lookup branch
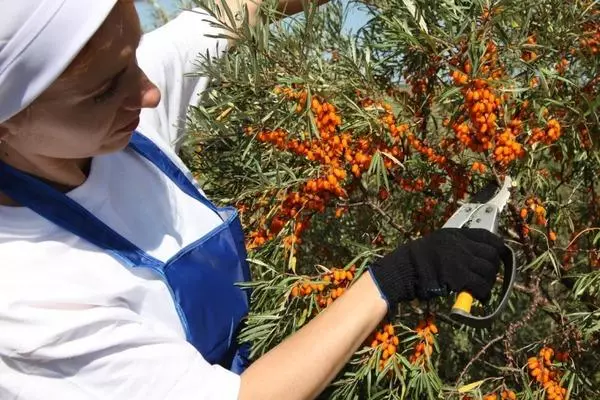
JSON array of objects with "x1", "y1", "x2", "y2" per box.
[
  {"x1": 456, "y1": 334, "x2": 505, "y2": 386},
  {"x1": 366, "y1": 199, "x2": 408, "y2": 234},
  {"x1": 455, "y1": 277, "x2": 545, "y2": 386},
  {"x1": 503, "y1": 277, "x2": 545, "y2": 367},
  {"x1": 355, "y1": 181, "x2": 409, "y2": 235}
]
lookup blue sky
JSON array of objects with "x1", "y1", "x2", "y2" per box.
[{"x1": 135, "y1": 0, "x2": 369, "y2": 33}]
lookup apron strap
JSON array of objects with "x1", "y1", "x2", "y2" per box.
[
  {"x1": 129, "y1": 132, "x2": 219, "y2": 213},
  {"x1": 0, "y1": 160, "x2": 161, "y2": 268},
  {"x1": 0, "y1": 131, "x2": 220, "y2": 266}
]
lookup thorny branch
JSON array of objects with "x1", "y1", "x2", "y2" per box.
[
  {"x1": 455, "y1": 277, "x2": 546, "y2": 385},
  {"x1": 503, "y1": 276, "x2": 545, "y2": 367},
  {"x1": 354, "y1": 183, "x2": 410, "y2": 235},
  {"x1": 456, "y1": 334, "x2": 505, "y2": 386}
]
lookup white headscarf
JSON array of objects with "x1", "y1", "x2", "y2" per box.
[{"x1": 0, "y1": 0, "x2": 118, "y2": 123}]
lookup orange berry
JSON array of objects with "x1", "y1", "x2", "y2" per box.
[
  {"x1": 385, "y1": 324, "x2": 394, "y2": 335},
  {"x1": 528, "y1": 357, "x2": 540, "y2": 369}
]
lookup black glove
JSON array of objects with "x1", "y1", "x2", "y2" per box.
[{"x1": 369, "y1": 228, "x2": 507, "y2": 307}]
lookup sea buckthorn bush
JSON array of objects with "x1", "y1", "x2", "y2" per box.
[{"x1": 183, "y1": 0, "x2": 599, "y2": 398}]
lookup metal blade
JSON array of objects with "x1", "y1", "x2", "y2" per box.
[
  {"x1": 486, "y1": 176, "x2": 512, "y2": 213},
  {"x1": 471, "y1": 180, "x2": 501, "y2": 204}
]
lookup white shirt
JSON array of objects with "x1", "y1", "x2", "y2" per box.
[{"x1": 0, "y1": 9, "x2": 242, "y2": 400}]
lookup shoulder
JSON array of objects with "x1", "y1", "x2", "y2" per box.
[{"x1": 135, "y1": 8, "x2": 229, "y2": 152}]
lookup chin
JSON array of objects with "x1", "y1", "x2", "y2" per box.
[{"x1": 99, "y1": 130, "x2": 134, "y2": 154}]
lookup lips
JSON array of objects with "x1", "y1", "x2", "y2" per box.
[{"x1": 119, "y1": 116, "x2": 140, "y2": 133}]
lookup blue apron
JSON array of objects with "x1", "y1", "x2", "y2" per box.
[{"x1": 0, "y1": 131, "x2": 252, "y2": 373}]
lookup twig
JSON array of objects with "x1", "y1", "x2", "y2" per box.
[
  {"x1": 366, "y1": 199, "x2": 408, "y2": 234},
  {"x1": 507, "y1": 202, "x2": 536, "y2": 263},
  {"x1": 503, "y1": 277, "x2": 544, "y2": 367},
  {"x1": 456, "y1": 334, "x2": 505, "y2": 386},
  {"x1": 355, "y1": 180, "x2": 409, "y2": 235},
  {"x1": 456, "y1": 277, "x2": 545, "y2": 386}
]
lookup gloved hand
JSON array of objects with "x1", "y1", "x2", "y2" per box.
[{"x1": 368, "y1": 228, "x2": 507, "y2": 308}]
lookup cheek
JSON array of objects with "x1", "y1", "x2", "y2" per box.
[{"x1": 13, "y1": 106, "x2": 119, "y2": 158}]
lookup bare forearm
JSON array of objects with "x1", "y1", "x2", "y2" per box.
[
  {"x1": 274, "y1": 0, "x2": 329, "y2": 16},
  {"x1": 217, "y1": 0, "x2": 329, "y2": 29},
  {"x1": 239, "y1": 272, "x2": 388, "y2": 400}
]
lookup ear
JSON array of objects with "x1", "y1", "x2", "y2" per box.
[
  {"x1": 0, "y1": 110, "x2": 27, "y2": 143},
  {"x1": 0, "y1": 125, "x2": 8, "y2": 143}
]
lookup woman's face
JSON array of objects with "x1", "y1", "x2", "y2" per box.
[{"x1": 0, "y1": 0, "x2": 161, "y2": 159}]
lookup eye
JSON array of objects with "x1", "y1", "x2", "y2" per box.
[
  {"x1": 93, "y1": 67, "x2": 127, "y2": 104},
  {"x1": 93, "y1": 79, "x2": 120, "y2": 104}
]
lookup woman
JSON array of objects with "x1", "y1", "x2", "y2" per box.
[{"x1": 0, "y1": 1, "x2": 507, "y2": 399}]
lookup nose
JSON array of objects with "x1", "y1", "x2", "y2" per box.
[{"x1": 123, "y1": 69, "x2": 161, "y2": 111}]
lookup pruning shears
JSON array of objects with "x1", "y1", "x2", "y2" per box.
[{"x1": 442, "y1": 176, "x2": 517, "y2": 329}]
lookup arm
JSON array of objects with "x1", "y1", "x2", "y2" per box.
[
  {"x1": 214, "y1": 0, "x2": 329, "y2": 45},
  {"x1": 0, "y1": 229, "x2": 504, "y2": 400},
  {"x1": 239, "y1": 272, "x2": 387, "y2": 400},
  {"x1": 239, "y1": 228, "x2": 507, "y2": 399},
  {"x1": 136, "y1": 1, "x2": 328, "y2": 151}
]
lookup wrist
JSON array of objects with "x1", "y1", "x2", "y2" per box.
[
  {"x1": 368, "y1": 245, "x2": 417, "y2": 308},
  {"x1": 365, "y1": 268, "x2": 392, "y2": 311}
]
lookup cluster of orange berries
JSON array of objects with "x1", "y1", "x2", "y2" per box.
[
  {"x1": 358, "y1": 95, "x2": 408, "y2": 169},
  {"x1": 451, "y1": 77, "x2": 525, "y2": 166},
  {"x1": 244, "y1": 186, "x2": 319, "y2": 250},
  {"x1": 395, "y1": 177, "x2": 426, "y2": 193},
  {"x1": 246, "y1": 88, "x2": 353, "y2": 249},
  {"x1": 274, "y1": 86, "x2": 309, "y2": 114},
  {"x1": 409, "y1": 315, "x2": 438, "y2": 365},
  {"x1": 493, "y1": 125, "x2": 525, "y2": 166},
  {"x1": 412, "y1": 197, "x2": 440, "y2": 234},
  {"x1": 471, "y1": 161, "x2": 487, "y2": 174},
  {"x1": 562, "y1": 232, "x2": 600, "y2": 269},
  {"x1": 404, "y1": 59, "x2": 439, "y2": 113},
  {"x1": 290, "y1": 265, "x2": 357, "y2": 308},
  {"x1": 527, "y1": 346, "x2": 569, "y2": 400},
  {"x1": 518, "y1": 197, "x2": 553, "y2": 238},
  {"x1": 555, "y1": 58, "x2": 569, "y2": 75},
  {"x1": 451, "y1": 69, "x2": 469, "y2": 86},
  {"x1": 520, "y1": 197, "x2": 548, "y2": 226},
  {"x1": 368, "y1": 323, "x2": 400, "y2": 371},
  {"x1": 580, "y1": 21, "x2": 599, "y2": 55},
  {"x1": 360, "y1": 90, "x2": 449, "y2": 176},
  {"x1": 529, "y1": 119, "x2": 562, "y2": 145},
  {"x1": 415, "y1": 197, "x2": 438, "y2": 219},
  {"x1": 472, "y1": 389, "x2": 517, "y2": 400},
  {"x1": 406, "y1": 132, "x2": 447, "y2": 165},
  {"x1": 253, "y1": 85, "x2": 436, "y2": 250},
  {"x1": 522, "y1": 34, "x2": 538, "y2": 62},
  {"x1": 449, "y1": 42, "x2": 527, "y2": 168}
]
